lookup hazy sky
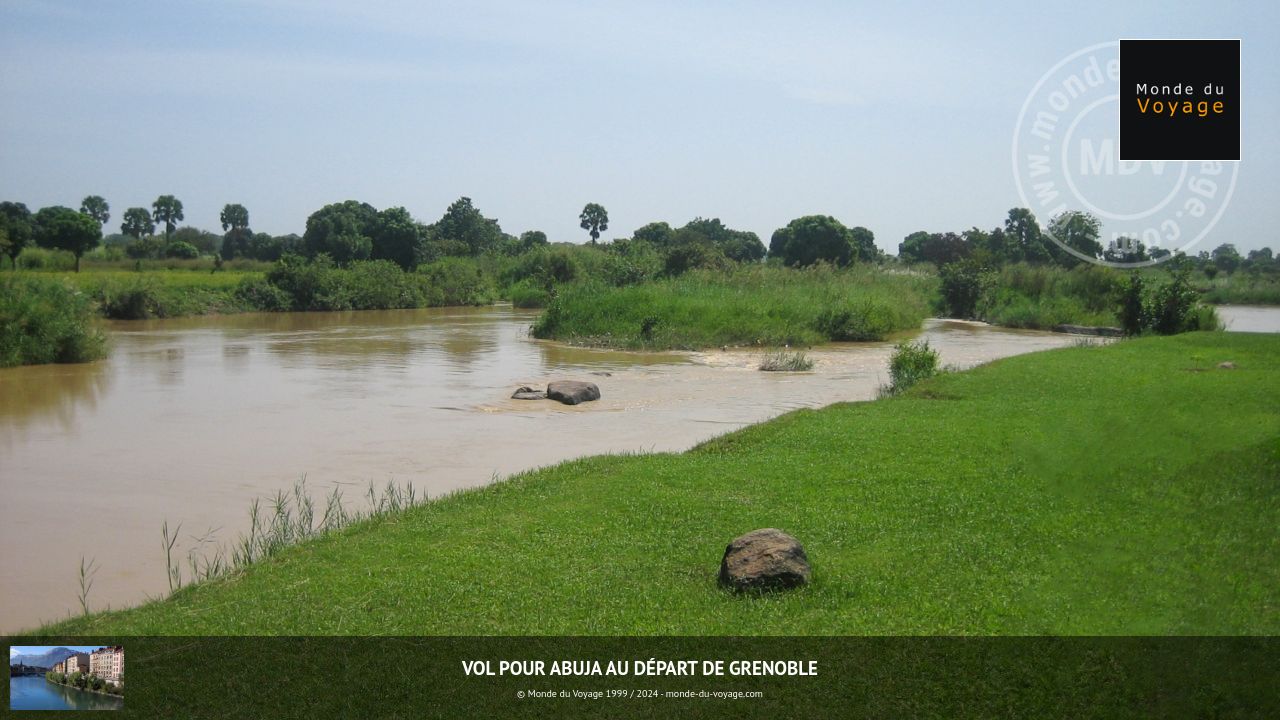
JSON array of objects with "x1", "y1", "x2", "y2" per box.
[{"x1": 2, "y1": 0, "x2": 1276, "y2": 252}]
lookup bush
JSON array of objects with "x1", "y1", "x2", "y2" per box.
[
  {"x1": 939, "y1": 260, "x2": 991, "y2": 318},
  {"x1": 1148, "y1": 264, "x2": 1207, "y2": 335},
  {"x1": 509, "y1": 278, "x2": 551, "y2": 308},
  {"x1": 1119, "y1": 272, "x2": 1145, "y2": 336},
  {"x1": 165, "y1": 240, "x2": 200, "y2": 259},
  {"x1": 265, "y1": 254, "x2": 351, "y2": 311},
  {"x1": 886, "y1": 340, "x2": 940, "y2": 395},
  {"x1": 0, "y1": 275, "x2": 107, "y2": 366},
  {"x1": 813, "y1": 301, "x2": 897, "y2": 341},
  {"x1": 16, "y1": 246, "x2": 76, "y2": 271},
  {"x1": 94, "y1": 275, "x2": 163, "y2": 319},
  {"x1": 419, "y1": 257, "x2": 495, "y2": 306},
  {"x1": 345, "y1": 260, "x2": 427, "y2": 310},
  {"x1": 235, "y1": 276, "x2": 292, "y2": 312}
]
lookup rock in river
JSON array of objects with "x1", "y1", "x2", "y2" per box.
[
  {"x1": 511, "y1": 386, "x2": 547, "y2": 400},
  {"x1": 718, "y1": 528, "x2": 811, "y2": 592},
  {"x1": 546, "y1": 380, "x2": 601, "y2": 405}
]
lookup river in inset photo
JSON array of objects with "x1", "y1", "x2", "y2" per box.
[
  {"x1": 3, "y1": 304, "x2": 1277, "y2": 632},
  {"x1": 9, "y1": 675, "x2": 124, "y2": 711}
]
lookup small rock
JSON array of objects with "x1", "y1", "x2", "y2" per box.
[
  {"x1": 718, "y1": 528, "x2": 810, "y2": 592},
  {"x1": 511, "y1": 386, "x2": 547, "y2": 400},
  {"x1": 546, "y1": 380, "x2": 601, "y2": 405},
  {"x1": 590, "y1": 371, "x2": 613, "y2": 377},
  {"x1": 1218, "y1": 361, "x2": 1237, "y2": 370}
]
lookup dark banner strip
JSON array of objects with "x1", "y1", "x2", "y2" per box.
[{"x1": 7, "y1": 636, "x2": 1279, "y2": 718}]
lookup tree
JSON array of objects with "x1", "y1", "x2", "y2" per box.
[
  {"x1": 304, "y1": 200, "x2": 378, "y2": 264},
  {"x1": 681, "y1": 217, "x2": 765, "y2": 262},
  {"x1": 0, "y1": 201, "x2": 33, "y2": 268},
  {"x1": 579, "y1": 203, "x2": 609, "y2": 245},
  {"x1": 632, "y1": 221, "x2": 674, "y2": 248},
  {"x1": 849, "y1": 226, "x2": 878, "y2": 262},
  {"x1": 34, "y1": 205, "x2": 101, "y2": 271},
  {"x1": 220, "y1": 203, "x2": 252, "y2": 260},
  {"x1": 152, "y1": 195, "x2": 184, "y2": 240},
  {"x1": 80, "y1": 195, "x2": 110, "y2": 227},
  {"x1": 1211, "y1": 243, "x2": 1242, "y2": 275},
  {"x1": 1046, "y1": 211, "x2": 1103, "y2": 265},
  {"x1": 518, "y1": 230, "x2": 548, "y2": 253},
  {"x1": 121, "y1": 207, "x2": 155, "y2": 239},
  {"x1": 1002, "y1": 208, "x2": 1050, "y2": 264},
  {"x1": 770, "y1": 215, "x2": 859, "y2": 267},
  {"x1": 432, "y1": 197, "x2": 504, "y2": 256},
  {"x1": 370, "y1": 206, "x2": 424, "y2": 270}
]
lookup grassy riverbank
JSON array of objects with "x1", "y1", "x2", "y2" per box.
[
  {"x1": 533, "y1": 265, "x2": 937, "y2": 349},
  {"x1": 36, "y1": 331, "x2": 1278, "y2": 635}
]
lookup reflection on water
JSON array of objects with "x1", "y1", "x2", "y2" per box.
[
  {"x1": 8, "y1": 676, "x2": 124, "y2": 711},
  {"x1": 0, "y1": 306, "x2": 1086, "y2": 632}
]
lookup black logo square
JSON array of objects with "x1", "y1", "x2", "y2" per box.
[{"x1": 1120, "y1": 39, "x2": 1240, "y2": 161}]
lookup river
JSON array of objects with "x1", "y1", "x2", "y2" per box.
[
  {"x1": 8, "y1": 675, "x2": 124, "y2": 711},
  {"x1": 1, "y1": 304, "x2": 1271, "y2": 633}
]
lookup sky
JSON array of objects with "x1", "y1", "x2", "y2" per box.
[
  {"x1": 1, "y1": 0, "x2": 1277, "y2": 253},
  {"x1": 10, "y1": 646, "x2": 100, "y2": 656}
]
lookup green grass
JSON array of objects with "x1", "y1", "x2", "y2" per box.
[
  {"x1": 37, "y1": 332, "x2": 1279, "y2": 635},
  {"x1": 61, "y1": 270, "x2": 261, "y2": 318},
  {"x1": 533, "y1": 264, "x2": 937, "y2": 349}
]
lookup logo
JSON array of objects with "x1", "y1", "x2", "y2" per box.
[{"x1": 1012, "y1": 41, "x2": 1238, "y2": 268}]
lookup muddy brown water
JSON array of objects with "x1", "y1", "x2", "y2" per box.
[{"x1": 2, "y1": 307, "x2": 1109, "y2": 632}]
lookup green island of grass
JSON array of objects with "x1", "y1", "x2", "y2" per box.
[{"x1": 36, "y1": 331, "x2": 1279, "y2": 636}]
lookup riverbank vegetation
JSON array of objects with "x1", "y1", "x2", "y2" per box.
[
  {"x1": 2, "y1": 193, "x2": 1267, "y2": 362},
  {"x1": 43, "y1": 671, "x2": 123, "y2": 697},
  {"x1": 532, "y1": 265, "x2": 936, "y2": 349},
  {"x1": 0, "y1": 275, "x2": 106, "y2": 367},
  {"x1": 35, "y1": 332, "x2": 1279, "y2": 635}
]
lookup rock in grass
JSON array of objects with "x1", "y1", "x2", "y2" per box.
[
  {"x1": 718, "y1": 528, "x2": 810, "y2": 592},
  {"x1": 1218, "y1": 361, "x2": 1237, "y2": 370},
  {"x1": 546, "y1": 380, "x2": 600, "y2": 405},
  {"x1": 511, "y1": 386, "x2": 547, "y2": 400}
]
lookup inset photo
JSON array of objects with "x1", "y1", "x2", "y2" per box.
[{"x1": 9, "y1": 646, "x2": 123, "y2": 711}]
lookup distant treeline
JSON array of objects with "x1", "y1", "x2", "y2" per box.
[{"x1": 3, "y1": 194, "x2": 1276, "y2": 280}]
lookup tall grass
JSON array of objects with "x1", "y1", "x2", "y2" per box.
[
  {"x1": 0, "y1": 275, "x2": 107, "y2": 366},
  {"x1": 162, "y1": 478, "x2": 426, "y2": 594},
  {"x1": 977, "y1": 263, "x2": 1123, "y2": 329},
  {"x1": 533, "y1": 263, "x2": 937, "y2": 349},
  {"x1": 759, "y1": 349, "x2": 814, "y2": 371},
  {"x1": 1199, "y1": 274, "x2": 1280, "y2": 305}
]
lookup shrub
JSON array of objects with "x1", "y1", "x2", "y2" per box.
[
  {"x1": 1119, "y1": 272, "x2": 1145, "y2": 336},
  {"x1": 95, "y1": 275, "x2": 163, "y2": 319},
  {"x1": 419, "y1": 257, "x2": 495, "y2": 306},
  {"x1": 235, "y1": 276, "x2": 292, "y2": 312},
  {"x1": 16, "y1": 246, "x2": 76, "y2": 271},
  {"x1": 509, "y1": 278, "x2": 551, "y2": 308},
  {"x1": 165, "y1": 240, "x2": 200, "y2": 259},
  {"x1": 0, "y1": 275, "x2": 107, "y2": 366},
  {"x1": 1148, "y1": 264, "x2": 1206, "y2": 335},
  {"x1": 939, "y1": 260, "x2": 991, "y2": 318},
  {"x1": 886, "y1": 340, "x2": 940, "y2": 395},
  {"x1": 345, "y1": 260, "x2": 427, "y2": 309},
  {"x1": 814, "y1": 301, "x2": 897, "y2": 341},
  {"x1": 266, "y1": 254, "x2": 351, "y2": 311}
]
